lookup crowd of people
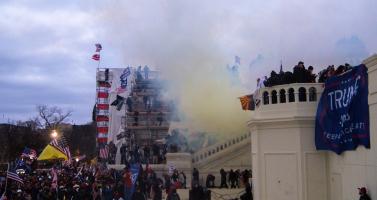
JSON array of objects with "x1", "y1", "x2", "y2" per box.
[
  {"x1": 0, "y1": 162, "x2": 184, "y2": 200},
  {"x1": 110, "y1": 130, "x2": 190, "y2": 166},
  {"x1": 260, "y1": 61, "x2": 353, "y2": 88},
  {"x1": 1, "y1": 161, "x2": 253, "y2": 200},
  {"x1": 118, "y1": 143, "x2": 168, "y2": 165}
]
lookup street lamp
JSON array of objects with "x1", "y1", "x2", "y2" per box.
[{"x1": 51, "y1": 130, "x2": 58, "y2": 138}]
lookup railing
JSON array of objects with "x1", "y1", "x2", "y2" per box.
[
  {"x1": 134, "y1": 70, "x2": 160, "y2": 81},
  {"x1": 192, "y1": 133, "x2": 251, "y2": 164},
  {"x1": 256, "y1": 83, "x2": 324, "y2": 107},
  {"x1": 96, "y1": 68, "x2": 160, "y2": 81},
  {"x1": 130, "y1": 102, "x2": 171, "y2": 112}
]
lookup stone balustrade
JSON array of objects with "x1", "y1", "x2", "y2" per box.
[
  {"x1": 256, "y1": 83, "x2": 324, "y2": 106},
  {"x1": 192, "y1": 132, "x2": 251, "y2": 163}
]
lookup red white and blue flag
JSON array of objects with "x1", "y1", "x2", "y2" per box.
[
  {"x1": 99, "y1": 145, "x2": 109, "y2": 159},
  {"x1": 50, "y1": 136, "x2": 72, "y2": 162},
  {"x1": 92, "y1": 54, "x2": 100, "y2": 61},
  {"x1": 7, "y1": 170, "x2": 23, "y2": 184},
  {"x1": 21, "y1": 147, "x2": 37, "y2": 159},
  {"x1": 95, "y1": 43, "x2": 102, "y2": 52}
]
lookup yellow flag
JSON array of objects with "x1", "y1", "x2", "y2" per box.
[{"x1": 37, "y1": 144, "x2": 68, "y2": 161}]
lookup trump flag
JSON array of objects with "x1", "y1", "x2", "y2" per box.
[{"x1": 315, "y1": 64, "x2": 370, "y2": 154}]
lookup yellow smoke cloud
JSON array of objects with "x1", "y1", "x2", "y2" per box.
[{"x1": 158, "y1": 56, "x2": 251, "y2": 138}]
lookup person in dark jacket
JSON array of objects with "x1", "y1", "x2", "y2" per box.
[
  {"x1": 108, "y1": 141, "x2": 117, "y2": 164},
  {"x1": 307, "y1": 66, "x2": 316, "y2": 83},
  {"x1": 358, "y1": 187, "x2": 371, "y2": 200},
  {"x1": 126, "y1": 97, "x2": 133, "y2": 112},
  {"x1": 220, "y1": 168, "x2": 228, "y2": 188},
  {"x1": 240, "y1": 181, "x2": 252, "y2": 200},
  {"x1": 189, "y1": 183, "x2": 203, "y2": 200},
  {"x1": 167, "y1": 188, "x2": 180, "y2": 200},
  {"x1": 293, "y1": 61, "x2": 306, "y2": 83},
  {"x1": 205, "y1": 174, "x2": 215, "y2": 188},
  {"x1": 120, "y1": 143, "x2": 128, "y2": 164},
  {"x1": 151, "y1": 183, "x2": 162, "y2": 200},
  {"x1": 192, "y1": 168, "x2": 199, "y2": 185},
  {"x1": 229, "y1": 169, "x2": 237, "y2": 188},
  {"x1": 132, "y1": 186, "x2": 146, "y2": 200}
]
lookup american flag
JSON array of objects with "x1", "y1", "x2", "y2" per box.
[
  {"x1": 99, "y1": 145, "x2": 109, "y2": 159},
  {"x1": 7, "y1": 170, "x2": 23, "y2": 184},
  {"x1": 50, "y1": 136, "x2": 72, "y2": 162},
  {"x1": 92, "y1": 54, "x2": 100, "y2": 61},
  {"x1": 21, "y1": 147, "x2": 37, "y2": 159},
  {"x1": 95, "y1": 43, "x2": 102, "y2": 52},
  {"x1": 51, "y1": 168, "x2": 58, "y2": 189}
]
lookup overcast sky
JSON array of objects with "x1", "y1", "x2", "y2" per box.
[{"x1": 1, "y1": 0, "x2": 376, "y2": 124}]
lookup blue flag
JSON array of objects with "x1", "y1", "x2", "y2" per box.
[
  {"x1": 315, "y1": 64, "x2": 370, "y2": 154},
  {"x1": 130, "y1": 164, "x2": 140, "y2": 193},
  {"x1": 124, "y1": 164, "x2": 140, "y2": 199}
]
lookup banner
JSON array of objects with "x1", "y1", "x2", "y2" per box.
[
  {"x1": 315, "y1": 64, "x2": 369, "y2": 154},
  {"x1": 125, "y1": 164, "x2": 140, "y2": 199},
  {"x1": 109, "y1": 68, "x2": 134, "y2": 143}
]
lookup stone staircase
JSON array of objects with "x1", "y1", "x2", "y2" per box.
[
  {"x1": 191, "y1": 133, "x2": 252, "y2": 186},
  {"x1": 192, "y1": 132, "x2": 251, "y2": 165}
]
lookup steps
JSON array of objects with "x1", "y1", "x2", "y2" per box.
[{"x1": 192, "y1": 133, "x2": 251, "y2": 165}]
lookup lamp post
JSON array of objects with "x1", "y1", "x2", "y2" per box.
[{"x1": 51, "y1": 130, "x2": 58, "y2": 139}]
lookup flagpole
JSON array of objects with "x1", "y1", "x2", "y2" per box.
[
  {"x1": 2, "y1": 163, "x2": 9, "y2": 197},
  {"x1": 97, "y1": 51, "x2": 101, "y2": 69}
]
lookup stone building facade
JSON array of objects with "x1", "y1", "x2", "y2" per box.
[{"x1": 249, "y1": 54, "x2": 377, "y2": 200}]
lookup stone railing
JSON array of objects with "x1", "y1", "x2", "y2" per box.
[
  {"x1": 256, "y1": 83, "x2": 324, "y2": 107},
  {"x1": 192, "y1": 133, "x2": 251, "y2": 164}
]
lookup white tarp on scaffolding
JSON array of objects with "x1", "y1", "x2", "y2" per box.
[{"x1": 108, "y1": 67, "x2": 134, "y2": 144}]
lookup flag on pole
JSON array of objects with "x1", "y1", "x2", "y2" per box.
[
  {"x1": 50, "y1": 136, "x2": 72, "y2": 162},
  {"x1": 95, "y1": 43, "x2": 102, "y2": 52},
  {"x1": 92, "y1": 54, "x2": 100, "y2": 61},
  {"x1": 239, "y1": 95, "x2": 254, "y2": 110},
  {"x1": 7, "y1": 170, "x2": 23, "y2": 184},
  {"x1": 37, "y1": 144, "x2": 68, "y2": 161},
  {"x1": 99, "y1": 145, "x2": 109, "y2": 159},
  {"x1": 124, "y1": 164, "x2": 140, "y2": 199}
]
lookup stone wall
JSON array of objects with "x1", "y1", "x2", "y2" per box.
[{"x1": 249, "y1": 82, "x2": 327, "y2": 200}]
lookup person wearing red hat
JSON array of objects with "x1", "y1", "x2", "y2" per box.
[{"x1": 358, "y1": 187, "x2": 371, "y2": 200}]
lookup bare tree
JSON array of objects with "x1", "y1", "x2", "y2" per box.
[
  {"x1": 16, "y1": 120, "x2": 39, "y2": 130},
  {"x1": 35, "y1": 105, "x2": 73, "y2": 130}
]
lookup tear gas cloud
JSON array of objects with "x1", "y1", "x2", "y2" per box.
[
  {"x1": 99, "y1": 0, "x2": 377, "y2": 137},
  {"x1": 101, "y1": 1, "x2": 251, "y2": 138}
]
